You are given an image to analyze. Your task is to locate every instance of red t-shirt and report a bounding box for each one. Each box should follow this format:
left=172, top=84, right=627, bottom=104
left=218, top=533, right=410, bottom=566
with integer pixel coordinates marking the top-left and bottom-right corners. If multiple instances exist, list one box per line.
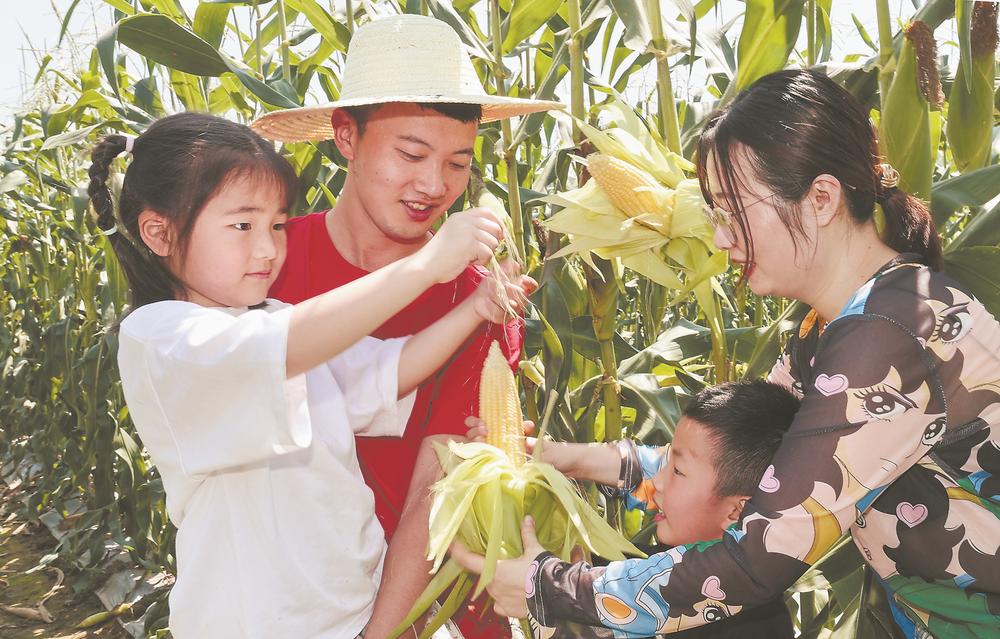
left=270, top=211, right=519, bottom=637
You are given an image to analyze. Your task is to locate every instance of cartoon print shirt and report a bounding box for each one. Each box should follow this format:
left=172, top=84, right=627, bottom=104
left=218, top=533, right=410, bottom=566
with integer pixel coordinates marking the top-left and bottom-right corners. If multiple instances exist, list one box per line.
left=526, top=258, right=1000, bottom=638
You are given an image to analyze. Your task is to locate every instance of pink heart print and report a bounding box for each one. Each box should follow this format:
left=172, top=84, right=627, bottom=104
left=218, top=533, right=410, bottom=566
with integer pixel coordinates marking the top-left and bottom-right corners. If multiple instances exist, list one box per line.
left=896, top=502, right=928, bottom=528
left=525, top=559, right=539, bottom=598
left=814, top=373, right=849, bottom=396
left=701, top=576, right=726, bottom=600
left=758, top=465, right=780, bottom=493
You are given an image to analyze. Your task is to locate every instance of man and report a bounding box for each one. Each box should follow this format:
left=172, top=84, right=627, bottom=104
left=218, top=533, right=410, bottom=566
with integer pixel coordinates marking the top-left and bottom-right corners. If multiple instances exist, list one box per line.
left=252, top=14, right=561, bottom=638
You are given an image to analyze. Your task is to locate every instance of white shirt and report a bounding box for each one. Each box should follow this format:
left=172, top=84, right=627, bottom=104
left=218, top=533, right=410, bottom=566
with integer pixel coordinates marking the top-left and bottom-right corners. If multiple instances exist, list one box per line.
left=117, top=300, right=415, bottom=638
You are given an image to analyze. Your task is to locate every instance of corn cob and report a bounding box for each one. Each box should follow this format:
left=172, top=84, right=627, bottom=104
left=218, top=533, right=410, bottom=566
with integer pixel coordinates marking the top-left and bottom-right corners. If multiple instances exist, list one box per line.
left=586, top=153, right=665, bottom=218
left=480, top=340, right=527, bottom=467
left=948, top=2, right=998, bottom=172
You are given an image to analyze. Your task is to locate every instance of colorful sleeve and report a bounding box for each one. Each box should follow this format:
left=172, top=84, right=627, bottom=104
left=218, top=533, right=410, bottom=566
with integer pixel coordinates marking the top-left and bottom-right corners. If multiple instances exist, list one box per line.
left=527, top=314, right=942, bottom=634
left=597, top=441, right=667, bottom=513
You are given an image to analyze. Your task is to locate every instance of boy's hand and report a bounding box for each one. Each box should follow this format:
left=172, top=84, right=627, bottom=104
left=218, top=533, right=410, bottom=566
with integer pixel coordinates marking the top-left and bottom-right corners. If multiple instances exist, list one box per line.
left=464, top=415, right=536, bottom=453
left=418, top=208, right=504, bottom=284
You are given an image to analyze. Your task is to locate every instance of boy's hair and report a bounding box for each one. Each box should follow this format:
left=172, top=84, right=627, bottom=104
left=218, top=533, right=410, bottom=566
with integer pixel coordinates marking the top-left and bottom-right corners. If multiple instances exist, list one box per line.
left=341, top=102, right=482, bottom=134
left=87, top=113, right=299, bottom=308
left=683, top=380, right=800, bottom=498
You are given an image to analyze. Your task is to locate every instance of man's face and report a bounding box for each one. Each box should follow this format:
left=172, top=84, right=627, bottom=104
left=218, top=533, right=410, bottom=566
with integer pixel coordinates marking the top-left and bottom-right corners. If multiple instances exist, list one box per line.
left=650, top=417, right=744, bottom=546
left=339, top=103, right=478, bottom=245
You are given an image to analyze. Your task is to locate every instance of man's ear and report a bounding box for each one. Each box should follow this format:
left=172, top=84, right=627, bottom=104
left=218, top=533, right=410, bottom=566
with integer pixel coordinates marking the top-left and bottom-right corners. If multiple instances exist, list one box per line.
left=808, top=173, right=843, bottom=228
left=331, top=108, right=361, bottom=162
left=722, top=495, right=750, bottom=527
left=138, top=210, right=174, bottom=257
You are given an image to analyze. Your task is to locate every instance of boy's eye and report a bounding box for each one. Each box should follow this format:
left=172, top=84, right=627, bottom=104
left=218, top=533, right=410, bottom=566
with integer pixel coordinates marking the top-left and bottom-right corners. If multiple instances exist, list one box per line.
left=233, top=222, right=252, bottom=231
left=673, top=467, right=684, bottom=477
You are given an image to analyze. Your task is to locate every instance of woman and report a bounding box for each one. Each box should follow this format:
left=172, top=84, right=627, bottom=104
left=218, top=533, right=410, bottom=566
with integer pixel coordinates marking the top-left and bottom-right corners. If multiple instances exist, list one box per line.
left=452, top=70, right=1000, bottom=638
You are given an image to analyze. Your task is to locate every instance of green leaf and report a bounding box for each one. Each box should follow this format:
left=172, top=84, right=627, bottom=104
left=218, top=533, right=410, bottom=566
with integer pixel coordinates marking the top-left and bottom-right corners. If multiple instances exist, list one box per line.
left=607, top=0, right=651, bottom=52
left=944, top=246, right=1000, bottom=318
left=502, top=0, right=562, bottom=52
left=40, top=123, right=106, bottom=151
left=956, top=0, right=973, bottom=85
left=117, top=13, right=229, bottom=75
left=0, top=170, right=28, bottom=194
left=284, top=0, right=350, bottom=52
left=192, top=3, right=231, bottom=50
left=732, top=0, right=806, bottom=94
left=931, top=164, right=1000, bottom=228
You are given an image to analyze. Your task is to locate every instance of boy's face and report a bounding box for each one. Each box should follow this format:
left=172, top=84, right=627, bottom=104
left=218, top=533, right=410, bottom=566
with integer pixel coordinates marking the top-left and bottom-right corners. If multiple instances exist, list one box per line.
left=650, top=417, right=746, bottom=546
left=333, top=102, right=477, bottom=245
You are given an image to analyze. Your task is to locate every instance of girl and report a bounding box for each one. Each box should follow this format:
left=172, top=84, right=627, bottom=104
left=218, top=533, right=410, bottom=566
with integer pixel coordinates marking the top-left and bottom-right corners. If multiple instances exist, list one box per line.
left=88, top=112, right=519, bottom=638
left=455, top=70, right=1000, bottom=638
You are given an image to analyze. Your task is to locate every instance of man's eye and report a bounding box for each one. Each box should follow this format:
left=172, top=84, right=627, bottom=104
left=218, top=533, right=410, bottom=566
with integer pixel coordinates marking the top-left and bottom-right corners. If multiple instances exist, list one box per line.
left=233, top=222, right=251, bottom=231
left=400, top=151, right=423, bottom=161
left=450, top=162, right=470, bottom=170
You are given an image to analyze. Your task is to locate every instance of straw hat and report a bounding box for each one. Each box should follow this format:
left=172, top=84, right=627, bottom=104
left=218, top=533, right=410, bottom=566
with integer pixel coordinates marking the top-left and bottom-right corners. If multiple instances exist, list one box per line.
left=251, top=14, right=564, bottom=143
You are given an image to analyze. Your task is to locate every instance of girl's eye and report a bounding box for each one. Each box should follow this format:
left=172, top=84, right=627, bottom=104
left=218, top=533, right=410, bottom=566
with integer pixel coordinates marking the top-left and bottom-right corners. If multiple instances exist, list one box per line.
left=233, top=222, right=252, bottom=231
left=272, top=223, right=285, bottom=231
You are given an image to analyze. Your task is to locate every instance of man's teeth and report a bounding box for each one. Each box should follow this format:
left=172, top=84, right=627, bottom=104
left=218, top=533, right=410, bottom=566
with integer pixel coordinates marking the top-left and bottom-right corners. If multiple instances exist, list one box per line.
left=405, top=202, right=430, bottom=211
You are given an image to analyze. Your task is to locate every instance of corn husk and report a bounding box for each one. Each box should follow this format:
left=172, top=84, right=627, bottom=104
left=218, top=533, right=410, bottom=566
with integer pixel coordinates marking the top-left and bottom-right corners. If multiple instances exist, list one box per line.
left=389, top=440, right=644, bottom=638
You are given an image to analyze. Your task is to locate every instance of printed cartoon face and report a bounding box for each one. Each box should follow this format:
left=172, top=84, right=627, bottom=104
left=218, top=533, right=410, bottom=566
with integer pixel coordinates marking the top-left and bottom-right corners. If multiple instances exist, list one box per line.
left=654, top=598, right=739, bottom=633
left=844, top=366, right=924, bottom=424
left=923, top=287, right=975, bottom=360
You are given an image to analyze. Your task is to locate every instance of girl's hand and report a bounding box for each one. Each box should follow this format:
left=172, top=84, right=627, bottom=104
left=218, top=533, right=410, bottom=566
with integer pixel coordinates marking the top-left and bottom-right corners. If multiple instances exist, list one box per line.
left=418, top=208, right=504, bottom=284
left=464, top=416, right=536, bottom=453
left=468, top=262, right=537, bottom=324
left=449, top=516, right=543, bottom=618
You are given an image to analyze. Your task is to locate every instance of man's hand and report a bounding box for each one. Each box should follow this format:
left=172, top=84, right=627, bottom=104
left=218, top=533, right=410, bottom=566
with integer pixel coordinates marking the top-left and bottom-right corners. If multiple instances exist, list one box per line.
left=449, top=516, right=544, bottom=618
left=469, top=264, right=536, bottom=324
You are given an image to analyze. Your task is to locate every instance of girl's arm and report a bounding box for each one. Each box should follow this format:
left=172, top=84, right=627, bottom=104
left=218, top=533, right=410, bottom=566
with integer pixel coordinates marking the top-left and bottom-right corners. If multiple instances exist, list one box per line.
left=396, top=269, right=533, bottom=397
left=286, top=209, right=501, bottom=378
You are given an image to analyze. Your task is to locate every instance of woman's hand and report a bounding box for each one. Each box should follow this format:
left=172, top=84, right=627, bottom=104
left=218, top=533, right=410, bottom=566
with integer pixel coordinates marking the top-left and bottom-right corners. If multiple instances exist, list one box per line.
left=449, top=516, right=544, bottom=618
left=417, top=208, right=504, bottom=284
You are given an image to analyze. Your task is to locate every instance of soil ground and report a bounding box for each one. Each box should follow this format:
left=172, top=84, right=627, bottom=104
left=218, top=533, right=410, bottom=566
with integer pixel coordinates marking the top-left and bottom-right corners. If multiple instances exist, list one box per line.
left=0, top=484, right=128, bottom=639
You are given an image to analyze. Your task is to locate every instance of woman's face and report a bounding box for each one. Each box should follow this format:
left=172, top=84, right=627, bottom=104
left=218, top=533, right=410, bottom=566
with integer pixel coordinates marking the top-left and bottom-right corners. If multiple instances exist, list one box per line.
left=704, top=149, right=806, bottom=299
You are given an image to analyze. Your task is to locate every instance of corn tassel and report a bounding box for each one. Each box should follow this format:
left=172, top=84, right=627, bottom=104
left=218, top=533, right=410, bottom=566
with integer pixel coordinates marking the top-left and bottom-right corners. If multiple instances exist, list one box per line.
left=587, top=153, right=669, bottom=220
left=480, top=340, right=527, bottom=467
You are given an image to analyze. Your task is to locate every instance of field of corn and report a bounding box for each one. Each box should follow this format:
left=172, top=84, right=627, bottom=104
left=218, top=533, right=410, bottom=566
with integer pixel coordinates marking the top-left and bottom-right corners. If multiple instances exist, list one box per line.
left=1, top=0, right=999, bottom=637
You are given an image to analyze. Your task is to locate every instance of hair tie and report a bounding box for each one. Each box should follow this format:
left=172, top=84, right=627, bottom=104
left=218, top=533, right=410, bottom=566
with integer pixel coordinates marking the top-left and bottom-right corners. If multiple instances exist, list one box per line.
left=123, top=135, right=135, bottom=155
left=99, top=224, right=118, bottom=237
left=875, top=163, right=899, bottom=203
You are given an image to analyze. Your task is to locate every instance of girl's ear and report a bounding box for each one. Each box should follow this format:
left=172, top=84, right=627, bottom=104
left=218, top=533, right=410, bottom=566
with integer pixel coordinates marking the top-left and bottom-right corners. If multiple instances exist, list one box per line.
left=331, top=109, right=361, bottom=162
left=138, top=210, right=174, bottom=257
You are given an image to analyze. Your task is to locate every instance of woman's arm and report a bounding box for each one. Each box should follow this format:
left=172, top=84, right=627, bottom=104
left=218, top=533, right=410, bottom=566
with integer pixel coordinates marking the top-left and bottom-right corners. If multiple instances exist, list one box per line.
left=456, top=315, right=944, bottom=633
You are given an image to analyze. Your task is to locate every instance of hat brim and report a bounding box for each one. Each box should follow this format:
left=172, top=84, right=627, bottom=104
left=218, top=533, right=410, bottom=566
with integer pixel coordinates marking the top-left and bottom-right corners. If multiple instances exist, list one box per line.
left=251, top=95, right=564, bottom=143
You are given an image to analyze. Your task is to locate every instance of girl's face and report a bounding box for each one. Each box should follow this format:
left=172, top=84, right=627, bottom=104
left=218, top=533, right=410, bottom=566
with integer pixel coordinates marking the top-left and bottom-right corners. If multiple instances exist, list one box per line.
left=174, top=174, right=289, bottom=308
left=705, top=150, right=805, bottom=299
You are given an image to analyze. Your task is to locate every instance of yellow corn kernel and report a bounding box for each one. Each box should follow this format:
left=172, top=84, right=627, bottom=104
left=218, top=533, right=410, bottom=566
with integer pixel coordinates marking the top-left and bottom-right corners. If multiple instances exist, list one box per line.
left=480, top=340, right=527, bottom=467
left=586, top=153, right=664, bottom=218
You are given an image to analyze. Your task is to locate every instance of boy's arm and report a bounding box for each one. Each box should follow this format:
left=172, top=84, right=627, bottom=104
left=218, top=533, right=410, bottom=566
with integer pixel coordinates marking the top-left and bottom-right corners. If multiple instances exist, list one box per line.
left=540, top=441, right=622, bottom=486
left=363, top=435, right=452, bottom=639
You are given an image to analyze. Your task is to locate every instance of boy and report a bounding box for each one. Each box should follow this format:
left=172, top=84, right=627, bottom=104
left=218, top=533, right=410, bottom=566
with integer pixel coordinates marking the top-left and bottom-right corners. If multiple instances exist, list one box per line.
left=468, top=380, right=799, bottom=637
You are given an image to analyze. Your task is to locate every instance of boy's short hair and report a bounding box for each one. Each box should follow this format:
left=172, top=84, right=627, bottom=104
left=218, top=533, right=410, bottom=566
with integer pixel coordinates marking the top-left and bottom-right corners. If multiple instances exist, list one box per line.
left=683, top=380, right=800, bottom=498
left=340, top=102, right=482, bottom=134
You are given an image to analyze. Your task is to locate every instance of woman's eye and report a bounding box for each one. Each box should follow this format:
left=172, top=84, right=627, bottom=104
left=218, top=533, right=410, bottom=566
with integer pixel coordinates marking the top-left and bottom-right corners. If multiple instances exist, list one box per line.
left=853, top=384, right=916, bottom=421
left=233, top=222, right=251, bottom=231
